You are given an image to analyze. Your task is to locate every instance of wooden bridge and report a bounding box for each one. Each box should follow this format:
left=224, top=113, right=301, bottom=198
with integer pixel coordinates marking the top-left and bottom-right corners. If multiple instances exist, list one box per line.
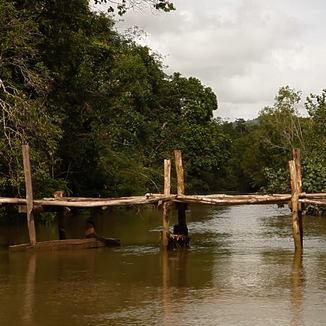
left=1, top=145, right=325, bottom=252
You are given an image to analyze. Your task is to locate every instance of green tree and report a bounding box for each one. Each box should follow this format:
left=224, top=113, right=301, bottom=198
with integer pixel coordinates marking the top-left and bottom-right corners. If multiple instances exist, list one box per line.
left=303, top=90, right=326, bottom=193
left=235, top=86, right=306, bottom=192
left=0, top=1, right=63, bottom=197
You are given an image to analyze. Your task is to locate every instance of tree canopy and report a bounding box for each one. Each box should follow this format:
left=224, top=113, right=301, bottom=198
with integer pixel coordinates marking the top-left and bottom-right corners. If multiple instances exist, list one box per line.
left=0, top=0, right=325, bottom=217
left=0, top=0, right=229, bottom=200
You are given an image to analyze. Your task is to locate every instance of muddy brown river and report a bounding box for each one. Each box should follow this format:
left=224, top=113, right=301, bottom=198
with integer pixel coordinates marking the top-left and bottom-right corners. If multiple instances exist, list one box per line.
left=0, top=204, right=325, bottom=325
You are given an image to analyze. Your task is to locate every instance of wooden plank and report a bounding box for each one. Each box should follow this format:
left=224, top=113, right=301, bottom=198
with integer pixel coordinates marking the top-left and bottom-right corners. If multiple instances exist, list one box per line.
left=22, top=144, right=36, bottom=245
left=289, top=160, right=302, bottom=252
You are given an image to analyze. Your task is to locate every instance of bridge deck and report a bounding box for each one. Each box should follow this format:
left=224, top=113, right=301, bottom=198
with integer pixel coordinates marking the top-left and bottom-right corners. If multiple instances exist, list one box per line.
left=1, top=192, right=325, bottom=209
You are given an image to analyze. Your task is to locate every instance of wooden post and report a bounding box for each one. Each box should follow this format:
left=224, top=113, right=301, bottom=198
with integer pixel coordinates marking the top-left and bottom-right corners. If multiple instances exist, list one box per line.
left=292, top=149, right=302, bottom=193
left=22, top=144, right=36, bottom=245
left=289, top=159, right=302, bottom=252
left=57, top=209, right=67, bottom=240
left=174, top=150, right=187, bottom=227
left=174, top=150, right=185, bottom=196
left=164, top=159, right=171, bottom=197
left=162, top=159, right=171, bottom=248
left=293, top=148, right=303, bottom=247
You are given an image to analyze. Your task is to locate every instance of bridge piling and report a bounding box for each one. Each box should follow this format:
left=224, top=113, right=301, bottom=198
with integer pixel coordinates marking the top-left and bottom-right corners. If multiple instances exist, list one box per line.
left=161, top=159, right=171, bottom=248
left=22, top=144, right=36, bottom=245
left=289, top=148, right=303, bottom=252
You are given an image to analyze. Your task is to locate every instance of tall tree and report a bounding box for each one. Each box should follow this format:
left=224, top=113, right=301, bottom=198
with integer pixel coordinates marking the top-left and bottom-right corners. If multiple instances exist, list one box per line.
left=0, top=1, right=63, bottom=197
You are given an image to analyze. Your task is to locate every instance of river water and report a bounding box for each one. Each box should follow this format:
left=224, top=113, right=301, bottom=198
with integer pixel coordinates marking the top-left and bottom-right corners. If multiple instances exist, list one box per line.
left=0, top=204, right=326, bottom=326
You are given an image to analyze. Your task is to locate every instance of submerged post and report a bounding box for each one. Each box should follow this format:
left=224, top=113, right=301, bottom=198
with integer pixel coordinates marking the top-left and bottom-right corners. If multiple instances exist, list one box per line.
left=174, top=150, right=188, bottom=244
left=174, top=150, right=187, bottom=224
left=22, top=144, right=36, bottom=245
left=289, top=151, right=303, bottom=252
left=162, top=159, right=171, bottom=248
left=293, top=148, right=303, bottom=247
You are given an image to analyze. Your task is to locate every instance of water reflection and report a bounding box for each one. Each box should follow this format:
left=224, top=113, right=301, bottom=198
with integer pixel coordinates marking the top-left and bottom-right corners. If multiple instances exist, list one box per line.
left=291, top=251, right=304, bottom=326
left=22, top=254, right=36, bottom=326
left=0, top=205, right=326, bottom=326
left=161, top=249, right=171, bottom=326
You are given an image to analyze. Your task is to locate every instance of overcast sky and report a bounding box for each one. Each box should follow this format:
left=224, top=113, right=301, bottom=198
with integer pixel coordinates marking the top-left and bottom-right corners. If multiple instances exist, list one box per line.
left=96, top=0, right=326, bottom=120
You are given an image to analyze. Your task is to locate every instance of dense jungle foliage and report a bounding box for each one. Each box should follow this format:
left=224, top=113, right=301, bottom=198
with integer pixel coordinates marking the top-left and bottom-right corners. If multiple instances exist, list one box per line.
left=0, top=0, right=325, bottom=212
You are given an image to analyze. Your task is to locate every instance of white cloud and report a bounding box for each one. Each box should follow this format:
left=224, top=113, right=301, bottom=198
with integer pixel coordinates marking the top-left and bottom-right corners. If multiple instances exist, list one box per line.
left=106, top=0, right=326, bottom=120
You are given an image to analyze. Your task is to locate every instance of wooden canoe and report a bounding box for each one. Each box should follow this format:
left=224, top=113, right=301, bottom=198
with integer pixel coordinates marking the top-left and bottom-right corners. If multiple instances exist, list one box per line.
left=9, top=237, right=120, bottom=252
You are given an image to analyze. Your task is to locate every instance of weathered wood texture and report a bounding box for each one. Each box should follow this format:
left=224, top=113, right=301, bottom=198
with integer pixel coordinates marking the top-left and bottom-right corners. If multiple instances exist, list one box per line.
left=22, top=144, right=36, bottom=245
left=174, top=150, right=188, bottom=225
left=302, top=193, right=326, bottom=198
left=1, top=193, right=326, bottom=209
left=164, top=159, right=171, bottom=196
left=35, top=195, right=173, bottom=208
left=293, top=149, right=303, bottom=248
left=174, top=150, right=185, bottom=196
left=9, top=238, right=120, bottom=252
left=162, top=160, right=171, bottom=247
left=175, top=194, right=292, bottom=205
left=289, top=159, right=303, bottom=252
left=300, top=199, right=326, bottom=206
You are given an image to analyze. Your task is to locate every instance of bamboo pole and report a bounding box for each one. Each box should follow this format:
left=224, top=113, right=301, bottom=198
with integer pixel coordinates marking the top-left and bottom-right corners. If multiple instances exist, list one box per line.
left=162, top=159, right=171, bottom=248
left=22, top=144, right=36, bottom=245
left=289, top=160, right=302, bottom=252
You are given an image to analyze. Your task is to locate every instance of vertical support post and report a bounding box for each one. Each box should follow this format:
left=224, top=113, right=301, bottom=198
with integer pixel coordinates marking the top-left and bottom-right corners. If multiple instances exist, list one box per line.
left=292, top=149, right=302, bottom=192
left=174, top=150, right=187, bottom=228
left=289, top=159, right=302, bottom=252
left=293, top=148, right=303, bottom=247
left=57, top=209, right=67, bottom=240
left=174, top=150, right=185, bottom=196
left=164, top=159, right=171, bottom=197
left=22, top=144, right=36, bottom=245
left=162, top=159, right=171, bottom=248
